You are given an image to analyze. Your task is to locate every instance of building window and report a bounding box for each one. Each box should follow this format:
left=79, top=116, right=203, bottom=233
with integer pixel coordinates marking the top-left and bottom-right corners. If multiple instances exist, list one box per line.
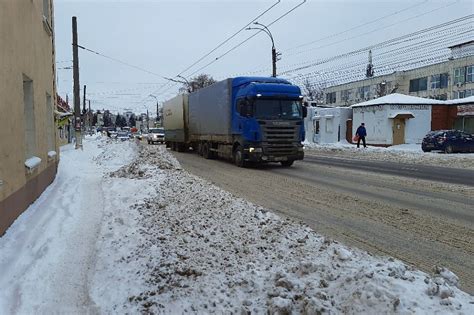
left=466, top=65, right=474, bottom=83
left=326, top=92, right=336, bottom=104
left=454, top=67, right=465, bottom=85
left=453, top=90, right=474, bottom=99
left=341, top=89, right=352, bottom=103
left=357, top=86, right=370, bottom=100
left=430, top=75, right=440, bottom=89
left=23, top=75, right=36, bottom=159
left=325, top=118, right=333, bottom=133
left=430, top=74, right=448, bottom=89
left=46, top=93, right=54, bottom=151
left=409, top=77, right=428, bottom=92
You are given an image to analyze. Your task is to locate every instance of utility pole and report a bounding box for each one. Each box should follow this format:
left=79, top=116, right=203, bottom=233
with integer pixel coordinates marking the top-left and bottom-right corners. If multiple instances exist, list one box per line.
left=156, top=101, right=159, bottom=126
left=246, top=22, right=279, bottom=77
left=366, top=50, right=374, bottom=78
left=83, top=84, right=87, bottom=134
left=272, top=47, right=277, bottom=78
left=146, top=109, right=149, bottom=131
left=72, top=16, right=82, bottom=149
left=88, top=100, right=91, bottom=133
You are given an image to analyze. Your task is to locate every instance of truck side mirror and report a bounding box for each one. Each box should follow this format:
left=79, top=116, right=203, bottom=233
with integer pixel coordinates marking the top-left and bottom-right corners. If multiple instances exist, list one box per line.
left=303, top=106, right=307, bottom=118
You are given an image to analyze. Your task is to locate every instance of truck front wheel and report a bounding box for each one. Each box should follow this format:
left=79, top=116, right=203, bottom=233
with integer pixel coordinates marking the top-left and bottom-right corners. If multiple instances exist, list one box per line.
left=233, top=146, right=246, bottom=167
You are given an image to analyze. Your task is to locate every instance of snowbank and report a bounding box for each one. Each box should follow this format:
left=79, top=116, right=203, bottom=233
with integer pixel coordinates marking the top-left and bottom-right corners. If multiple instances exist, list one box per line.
left=304, top=141, right=474, bottom=169
left=92, top=142, right=474, bottom=313
left=1, top=137, right=472, bottom=314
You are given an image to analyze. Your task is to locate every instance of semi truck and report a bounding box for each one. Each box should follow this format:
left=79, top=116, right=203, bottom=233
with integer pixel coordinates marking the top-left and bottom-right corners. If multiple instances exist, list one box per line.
left=163, top=77, right=306, bottom=167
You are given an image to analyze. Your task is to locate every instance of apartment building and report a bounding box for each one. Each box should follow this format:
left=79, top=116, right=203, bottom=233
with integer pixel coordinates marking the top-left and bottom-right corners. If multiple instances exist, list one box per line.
left=323, top=41, right=474, bottom=107
left=0, top=0, right=58, bottom=235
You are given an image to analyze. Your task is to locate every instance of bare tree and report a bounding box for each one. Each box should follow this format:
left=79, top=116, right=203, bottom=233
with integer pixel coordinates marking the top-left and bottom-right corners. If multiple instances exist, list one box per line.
left=302, top=77, right=326, bottom=104
left=180, top=74, right=217, bottom=93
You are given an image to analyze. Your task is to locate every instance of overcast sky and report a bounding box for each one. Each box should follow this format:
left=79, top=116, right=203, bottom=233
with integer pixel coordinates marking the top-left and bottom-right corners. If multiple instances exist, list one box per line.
left=53, top=0, right=473, bottom=114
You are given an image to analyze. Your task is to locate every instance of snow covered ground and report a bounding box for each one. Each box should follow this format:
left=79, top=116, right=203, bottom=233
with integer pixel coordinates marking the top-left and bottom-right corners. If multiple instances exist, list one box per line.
left=304, top=140, right=474, bottom=170
left=0, top=136, right=473, bottom=314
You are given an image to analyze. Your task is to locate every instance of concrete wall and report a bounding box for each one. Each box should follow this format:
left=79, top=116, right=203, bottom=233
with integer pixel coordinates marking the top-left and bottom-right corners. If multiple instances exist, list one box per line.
left=0, top=0, right=58, bottom=234
left=324, top=56, right=474, bottom=107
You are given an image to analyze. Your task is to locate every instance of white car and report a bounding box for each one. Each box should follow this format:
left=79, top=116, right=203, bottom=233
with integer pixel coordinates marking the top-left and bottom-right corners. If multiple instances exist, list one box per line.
left=147, top=128, right=165, bottom=144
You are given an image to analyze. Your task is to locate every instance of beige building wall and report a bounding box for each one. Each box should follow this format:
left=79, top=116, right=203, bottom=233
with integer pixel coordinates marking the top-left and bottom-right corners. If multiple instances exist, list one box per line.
left=0, top=0, right=58, bottom=235
left=324, top=55, right=474, bottom=107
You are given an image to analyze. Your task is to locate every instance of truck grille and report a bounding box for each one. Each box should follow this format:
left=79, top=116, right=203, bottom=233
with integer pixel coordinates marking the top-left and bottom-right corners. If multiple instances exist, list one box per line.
left=260, top=123, right=299, bottom=156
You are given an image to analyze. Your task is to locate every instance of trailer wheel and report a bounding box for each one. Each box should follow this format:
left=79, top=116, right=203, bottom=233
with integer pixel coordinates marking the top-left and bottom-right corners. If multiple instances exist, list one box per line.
left=202, top=143, right=212, bottom=159
left=233, top=145, right=246, bottom=167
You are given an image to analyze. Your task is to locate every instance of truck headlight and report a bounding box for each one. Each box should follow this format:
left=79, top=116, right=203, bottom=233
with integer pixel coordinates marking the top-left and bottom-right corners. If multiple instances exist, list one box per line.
left=249, top=147, right=262, bottom=153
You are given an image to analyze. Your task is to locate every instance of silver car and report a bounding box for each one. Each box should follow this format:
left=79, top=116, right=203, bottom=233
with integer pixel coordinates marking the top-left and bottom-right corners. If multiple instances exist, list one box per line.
left=147, top=128, right=165, bottom=144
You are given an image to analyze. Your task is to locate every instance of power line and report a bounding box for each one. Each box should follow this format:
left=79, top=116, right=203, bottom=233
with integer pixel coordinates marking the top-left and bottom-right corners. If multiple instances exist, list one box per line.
left=285, top=0, right=461, bottom=58
left=76, top=44, right=171, bottom=80
left=176, top=0, right=281, bottom=77
left=185, top=0, right=307, bottom=78
left=279, top=15, right=473, bottom=74
left=283, top=0, right=429, bottom=53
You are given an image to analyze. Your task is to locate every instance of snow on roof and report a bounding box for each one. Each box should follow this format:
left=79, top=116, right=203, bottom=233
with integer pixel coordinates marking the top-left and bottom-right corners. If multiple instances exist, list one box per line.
left=351, top=93, right=445, bottom=107
left=445, top=96, right=474, bottom=105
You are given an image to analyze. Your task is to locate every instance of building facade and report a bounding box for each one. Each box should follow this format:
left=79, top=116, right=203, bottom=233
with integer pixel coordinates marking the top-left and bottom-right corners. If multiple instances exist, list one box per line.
left=0, top=0, right=58, bottom=235
left=351, top=94, right=450, bottom=146
left=323, top=42, right=474, bottom=107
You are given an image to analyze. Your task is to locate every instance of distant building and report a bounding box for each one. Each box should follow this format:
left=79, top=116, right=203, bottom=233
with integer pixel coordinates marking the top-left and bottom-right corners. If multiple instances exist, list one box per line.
left=0, top=0, right=58, bottom=235
left=322, top=42, right=474, bottom=107
left=56, top=94, right=73, bottom=145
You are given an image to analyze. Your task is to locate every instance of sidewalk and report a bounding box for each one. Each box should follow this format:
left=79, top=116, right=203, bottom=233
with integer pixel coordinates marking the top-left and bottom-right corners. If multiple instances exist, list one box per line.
left=0, top=136, right=472, bottom=314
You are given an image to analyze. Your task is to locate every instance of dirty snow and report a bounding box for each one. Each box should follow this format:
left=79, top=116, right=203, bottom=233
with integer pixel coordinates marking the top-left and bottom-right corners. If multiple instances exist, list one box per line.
left=304, top=140, right=474, bottom=170
left=0, top=136, right=473, bottom=314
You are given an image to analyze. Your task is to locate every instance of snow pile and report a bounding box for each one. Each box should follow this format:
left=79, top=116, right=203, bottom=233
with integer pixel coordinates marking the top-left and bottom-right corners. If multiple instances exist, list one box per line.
left=1, top=138, right=472, bottom=314
left=92, top=142, right=474, bottom=314
left=304, top=142, right=474, bottom=169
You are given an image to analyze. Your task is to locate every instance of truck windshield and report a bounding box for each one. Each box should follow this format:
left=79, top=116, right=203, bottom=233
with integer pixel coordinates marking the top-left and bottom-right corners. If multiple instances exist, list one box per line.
left=253, top=99, right=302, bottom=120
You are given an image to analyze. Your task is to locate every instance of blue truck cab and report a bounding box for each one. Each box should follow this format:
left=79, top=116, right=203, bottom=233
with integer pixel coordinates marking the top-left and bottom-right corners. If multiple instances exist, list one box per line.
left=230, top=77, right=305, bottom=166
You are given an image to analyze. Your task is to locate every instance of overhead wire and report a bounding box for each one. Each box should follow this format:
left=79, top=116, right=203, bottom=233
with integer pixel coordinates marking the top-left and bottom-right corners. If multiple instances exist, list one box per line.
left=284, top=0, right=461, bottom=58
left=283, top=0, right=429, bottom=53
left=184, top=0, right=307, bottom=79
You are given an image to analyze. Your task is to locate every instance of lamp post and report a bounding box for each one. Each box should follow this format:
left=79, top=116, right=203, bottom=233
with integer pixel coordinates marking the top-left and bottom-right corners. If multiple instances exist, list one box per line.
left=177, top=75, right=191, bottom=92
left=246, top=22, right=279, bottom=77
left=149, top=94, right=159, bottom=126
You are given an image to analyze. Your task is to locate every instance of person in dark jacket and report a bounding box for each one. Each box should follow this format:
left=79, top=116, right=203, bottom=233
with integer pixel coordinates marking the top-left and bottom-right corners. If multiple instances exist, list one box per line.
left=356, top=123, right=367, bottom=148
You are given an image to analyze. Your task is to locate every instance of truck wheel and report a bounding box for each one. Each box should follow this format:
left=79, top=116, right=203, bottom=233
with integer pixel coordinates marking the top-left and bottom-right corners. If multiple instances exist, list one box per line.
left=202, top=143, right=212, bottom=159
left=280, top=160, right=294, bottom=167
left=233, top=146, right=246, bottom=167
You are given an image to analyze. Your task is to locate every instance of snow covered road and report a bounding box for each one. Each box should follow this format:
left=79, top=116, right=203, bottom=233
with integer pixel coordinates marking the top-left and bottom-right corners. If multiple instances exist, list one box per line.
left=0, top=136, right=473, bottom=314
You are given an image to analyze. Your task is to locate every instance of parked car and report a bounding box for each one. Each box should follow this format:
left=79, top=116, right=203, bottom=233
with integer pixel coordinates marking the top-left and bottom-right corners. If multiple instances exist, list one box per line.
left=117, top=131, right=130, bottom=141
left=147, top=128, right=165, bottom=144
left=422, top=130, right=474, bottom=153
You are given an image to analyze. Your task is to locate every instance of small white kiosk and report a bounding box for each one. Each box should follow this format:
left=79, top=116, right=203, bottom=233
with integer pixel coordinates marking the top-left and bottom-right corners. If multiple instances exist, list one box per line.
left=351, top=94, right=444, bottom=145
left=312, top=107, right=352, bottom=144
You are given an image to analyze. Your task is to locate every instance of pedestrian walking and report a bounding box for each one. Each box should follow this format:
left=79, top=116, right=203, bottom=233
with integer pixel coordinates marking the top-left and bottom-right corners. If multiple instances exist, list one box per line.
left=356, top=123, right=367, bottom=148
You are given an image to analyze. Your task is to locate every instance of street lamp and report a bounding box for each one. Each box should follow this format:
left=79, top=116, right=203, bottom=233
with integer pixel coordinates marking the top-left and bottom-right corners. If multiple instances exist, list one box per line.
left=149, top=94, right=159, bottom=126
left=246, top=22, right=280, bottom=77
left=177, top=75, right=192, bottom=93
